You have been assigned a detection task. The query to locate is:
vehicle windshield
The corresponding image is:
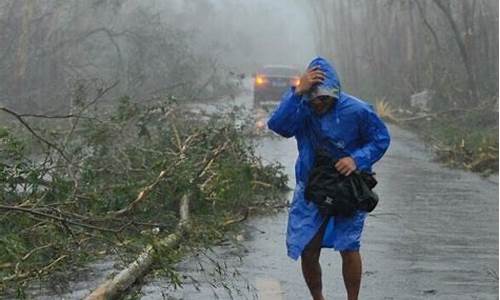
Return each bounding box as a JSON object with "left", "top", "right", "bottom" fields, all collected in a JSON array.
[{"left": 260, "top": 66, "right": 299, "bottom": 77}]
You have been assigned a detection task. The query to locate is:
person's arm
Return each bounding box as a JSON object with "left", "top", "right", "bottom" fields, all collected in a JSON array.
[
  {"left": 349, "top": 106, "right": 391, "bottom": 171},
  {"left": 267, "top": 87, "right": 307, "bottom": 138}
]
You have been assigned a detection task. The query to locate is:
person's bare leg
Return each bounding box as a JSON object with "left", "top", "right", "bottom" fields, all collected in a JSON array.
[
  {"left": 301, "top": 221, "right": 328, "bottom": 300},
  {"left": 340, "top": 250, "right": 362, "bottom": 300}
]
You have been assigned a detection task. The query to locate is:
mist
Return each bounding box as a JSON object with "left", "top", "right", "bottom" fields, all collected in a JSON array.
[{"left": 0, "top": 0, "right": 318, "bottom": 113}]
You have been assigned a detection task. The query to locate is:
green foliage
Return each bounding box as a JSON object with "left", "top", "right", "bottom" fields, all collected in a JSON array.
[{"left": 0, "top": 95, "right": 287, "bottom": 296}]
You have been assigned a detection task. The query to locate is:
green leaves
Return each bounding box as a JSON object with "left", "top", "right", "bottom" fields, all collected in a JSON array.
[{"left": 0, "top": 95, "right": 288, "bottom": 294}]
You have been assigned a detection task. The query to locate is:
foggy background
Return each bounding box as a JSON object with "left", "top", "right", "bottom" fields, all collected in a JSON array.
[
  {"left": 1, "top": 0, "right": 497, "bottom": 113},
  {"left": 0, "top": 0, "right": 317, "bottom": 113}
]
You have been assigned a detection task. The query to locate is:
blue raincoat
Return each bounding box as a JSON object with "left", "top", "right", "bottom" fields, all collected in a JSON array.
[{"left": 267, "top": 57, "right": 390, "bottom": 260}]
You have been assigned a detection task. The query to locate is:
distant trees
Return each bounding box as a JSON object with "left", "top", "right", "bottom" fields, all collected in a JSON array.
[
  {"left": 309, "top": 0, "right": 498, "bottom": 109},
  {"left": 2, "top": 0, "right": 496, "bottom": 112},
  {"left": 0, "top": 0, "right": 235, "bottom": 113},
  {"left": 0, "top": 0, "right": 314, "bottom": 115}
]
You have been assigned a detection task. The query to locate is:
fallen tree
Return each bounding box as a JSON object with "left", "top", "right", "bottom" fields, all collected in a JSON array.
[
  {"left": 0, "top": 92, "right": 288, "bottom": 297},
  {"left": 85, "top": 193, "right": 191, "bottom": 300}
]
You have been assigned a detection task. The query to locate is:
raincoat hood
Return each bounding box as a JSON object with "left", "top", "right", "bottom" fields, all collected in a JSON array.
[{"left": 307, "top": 57, "right": 341, "bottom": 100}]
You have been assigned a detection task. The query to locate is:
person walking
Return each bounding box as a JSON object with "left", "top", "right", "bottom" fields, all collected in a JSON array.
[{"left": 267, "top": 56, "right": 391, "bottom": 300}]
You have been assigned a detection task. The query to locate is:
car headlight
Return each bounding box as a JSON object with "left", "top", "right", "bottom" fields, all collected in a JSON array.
[{"left": 255, "top": 75, "right": 267, "bottom": 85}]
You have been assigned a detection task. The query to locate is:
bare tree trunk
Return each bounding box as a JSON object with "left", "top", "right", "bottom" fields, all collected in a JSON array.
[
  {"left": 346, "top": 0, "right": 358, "bottom": 87},
  {"left": 335, "top": 0, "right": 349, "bottom": 82},
  {"left": 415, "top": 0, "right": 441, "bottom": 51},
  {"left": 14, "top": 0, "right": 34, "bottom": 96},
  {"left": 311, "top": 0, "right": 331, "bottom": 57},
  {"left": 432, "top": 0, "right": 478, "bottom": 100}
]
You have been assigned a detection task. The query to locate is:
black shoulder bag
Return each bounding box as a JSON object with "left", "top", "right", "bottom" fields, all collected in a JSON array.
[{"left": 304, "top": 149, "right": 379, "bottom": 217}]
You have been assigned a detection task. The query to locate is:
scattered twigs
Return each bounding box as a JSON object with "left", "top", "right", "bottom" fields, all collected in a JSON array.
[
  {"left": 429, "top": 134, "right": 498, "bottom": 173},
  {"left": 110, "top": 132, "right": 199, "bottom": 217},
  {"left": 111, "top": 133, "right": 225, "bottom": 217},
  {"left": 397, "top": 105, "right": 490, "bottom": 122},
  {"left": 40, "top": 254, "right": 68, "bottom": 272},
  {"left": 197, "top": 141, "right": 229, "bottom": 179},
  {"left": 20, "top": 243, "right": 54, "bottom": 262},
  {"left": 110, "top": 169, "right": 172, "bottom": 217},
  {"left": 251, "top": 180, "right": 272, "bottom": 188},
  {"left": 2, "top": 255, "right": 68, "bottom": 283},
  {"left": 222, "top": 209, "right": 249, "bottom": 226}
]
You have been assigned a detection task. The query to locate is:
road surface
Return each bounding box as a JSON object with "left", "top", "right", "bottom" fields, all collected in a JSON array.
[{"left": 139, "top": 122, "right": 498, "bottom": 300}]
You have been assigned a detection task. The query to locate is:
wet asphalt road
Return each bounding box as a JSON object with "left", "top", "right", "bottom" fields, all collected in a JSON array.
[{"left": 139, "top": 123, "right": 498, "bottom": 300}]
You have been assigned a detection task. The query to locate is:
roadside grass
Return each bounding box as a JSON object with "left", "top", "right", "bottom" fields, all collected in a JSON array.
[
  {"left": 376, "top": 99, "right": 498, "bottom": 176},
  {"left": 419, "top": 113, "right": 498, "bottom": 175}
]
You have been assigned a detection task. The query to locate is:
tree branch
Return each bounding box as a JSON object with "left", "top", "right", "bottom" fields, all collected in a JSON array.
[
  {"left": 0, "top": 106, "right": 70, "bottom": 163},
  {"left": 0, "top": 205, "right": 122, "bottom": 233}
]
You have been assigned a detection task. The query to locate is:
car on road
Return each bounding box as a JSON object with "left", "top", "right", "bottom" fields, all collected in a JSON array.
[{"left": 253, "top": 65, "right": 300, "bottom": 111}]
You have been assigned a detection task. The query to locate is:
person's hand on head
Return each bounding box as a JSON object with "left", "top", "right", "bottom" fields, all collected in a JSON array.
[{"left": 295, "top": 67, "right": 325, "bottom": 95}]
